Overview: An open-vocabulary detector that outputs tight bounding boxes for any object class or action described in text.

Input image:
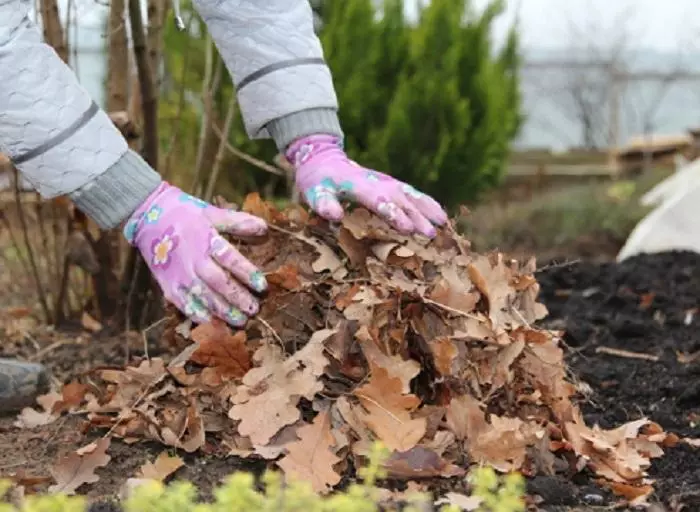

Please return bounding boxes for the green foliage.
[366,0,522,208]
[0,443,525,512]
[158,0,521,208]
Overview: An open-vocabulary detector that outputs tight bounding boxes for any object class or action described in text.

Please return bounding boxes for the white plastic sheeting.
[639,156,700,207]
[617,156,700,261]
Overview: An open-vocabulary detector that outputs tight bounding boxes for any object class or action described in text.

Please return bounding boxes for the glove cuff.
[266,108,344,152]
[69,150,163,230]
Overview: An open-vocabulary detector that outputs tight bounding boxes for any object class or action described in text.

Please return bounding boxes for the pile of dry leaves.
[16,195,680,505]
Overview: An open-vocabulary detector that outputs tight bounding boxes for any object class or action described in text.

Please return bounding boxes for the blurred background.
[2,0,700,328]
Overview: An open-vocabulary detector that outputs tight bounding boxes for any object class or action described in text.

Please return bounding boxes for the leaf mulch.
[1,197,699,510]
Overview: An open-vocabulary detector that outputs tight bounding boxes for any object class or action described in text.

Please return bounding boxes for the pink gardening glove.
[122,182,268,327]
[288,135,448,237]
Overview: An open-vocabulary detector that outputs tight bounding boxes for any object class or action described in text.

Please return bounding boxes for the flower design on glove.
[377,201,400,223]
[305,177,338,209]
[145,205,163,224]
[179,192,208,209]
[225,306,247,326]
[183,295,210,321]
[250,271,267,293]
[123,218,140,244]
[366,171,380,182]
[209,234,228,257]
[151,226,179,268]
[294,143,315,166]
[402,184,425,199]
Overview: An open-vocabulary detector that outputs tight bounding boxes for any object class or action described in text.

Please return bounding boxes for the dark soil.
[536,250,700,510]
[2,250,700,510]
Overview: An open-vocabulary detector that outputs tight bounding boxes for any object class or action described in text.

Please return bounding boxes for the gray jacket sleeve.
[0,1,129,197]
[0,1,162,229]
[192,0,343,150]
[0,0,344,229]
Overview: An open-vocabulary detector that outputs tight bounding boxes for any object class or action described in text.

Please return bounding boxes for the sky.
[407,0,700,53]
[57,0,700,53]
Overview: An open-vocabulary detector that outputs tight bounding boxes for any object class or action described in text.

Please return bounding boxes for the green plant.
[0,443,525,512]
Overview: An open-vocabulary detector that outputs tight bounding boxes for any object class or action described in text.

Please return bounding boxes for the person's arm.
[192,0,343,152]
[0,1,161,229]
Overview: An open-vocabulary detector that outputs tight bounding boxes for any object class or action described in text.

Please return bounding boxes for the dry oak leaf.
[276,410,342,494]
[430,263,480,314]
[189,320,251,382]
[429,337,459,377]
[467,253,520,330]
[138,451,184,482]
[564,416,656,482]
[382,446,465,479]
[49,438,111,495]
[601,480,654,507]
[229,329,333,446]
[467,415,537,473]
[352,363,427,452]
[266,264,303,290]
[434,492,483,511]
[355,326,420,393]
[160,401,206,453]
[14,390,63,428]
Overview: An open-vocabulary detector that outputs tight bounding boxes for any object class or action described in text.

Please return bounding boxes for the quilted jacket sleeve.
[192,0,342,147]
[0,0,129,198]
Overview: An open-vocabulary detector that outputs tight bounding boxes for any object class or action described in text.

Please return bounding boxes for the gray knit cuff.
[69,150,162,229]
[266,108,344,152]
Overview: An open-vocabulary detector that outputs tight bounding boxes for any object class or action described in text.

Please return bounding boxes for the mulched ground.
[1,250,700,510]
[535,250,700,510]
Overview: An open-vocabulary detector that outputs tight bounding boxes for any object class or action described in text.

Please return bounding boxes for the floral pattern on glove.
[124,182,268,327]
[288,135,448,237]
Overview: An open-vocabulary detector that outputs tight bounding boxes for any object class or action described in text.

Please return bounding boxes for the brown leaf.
[429,337,458,376]
[467,254,518,330]
[445,395,486,441]
[435,492,482,511]
[383,446,465,479]
[190,320,251,382]
[602,480,654,506]
[57,381,89,412]
[138,451,184,482]
[266,264,302,290]
[49,438,111,495]
[429,263,480,314]
[229,330,332,446]
[276,410,342,494]
[14,391,63,428]
[242,192,275,222]
[356,326,420,393]
[352,364,427,452]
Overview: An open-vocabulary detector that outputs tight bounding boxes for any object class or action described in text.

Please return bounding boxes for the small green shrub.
[0,443,525,512]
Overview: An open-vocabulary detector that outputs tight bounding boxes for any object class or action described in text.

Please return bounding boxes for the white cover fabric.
[618,162,700,261]
[0,0,338,198]
[640,157,700,208]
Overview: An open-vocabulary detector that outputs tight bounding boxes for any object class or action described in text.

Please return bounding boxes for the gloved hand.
[122,182,268,327]
[288,135,448,238]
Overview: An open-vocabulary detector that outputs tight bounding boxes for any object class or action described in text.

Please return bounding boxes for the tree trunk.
[39,0,68,63]
[147,0,169,92]
[107,0,129,112]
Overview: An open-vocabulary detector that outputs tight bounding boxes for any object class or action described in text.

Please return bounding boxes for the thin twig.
[190,35,215,194]
[141,316,169,361]
[204,92,238,202]
[210,123,285,177]
[13,170,52,323]
[535,259,581,273]
[29,339,70,362]
[595,346,660,362]
[257,316,286,352]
